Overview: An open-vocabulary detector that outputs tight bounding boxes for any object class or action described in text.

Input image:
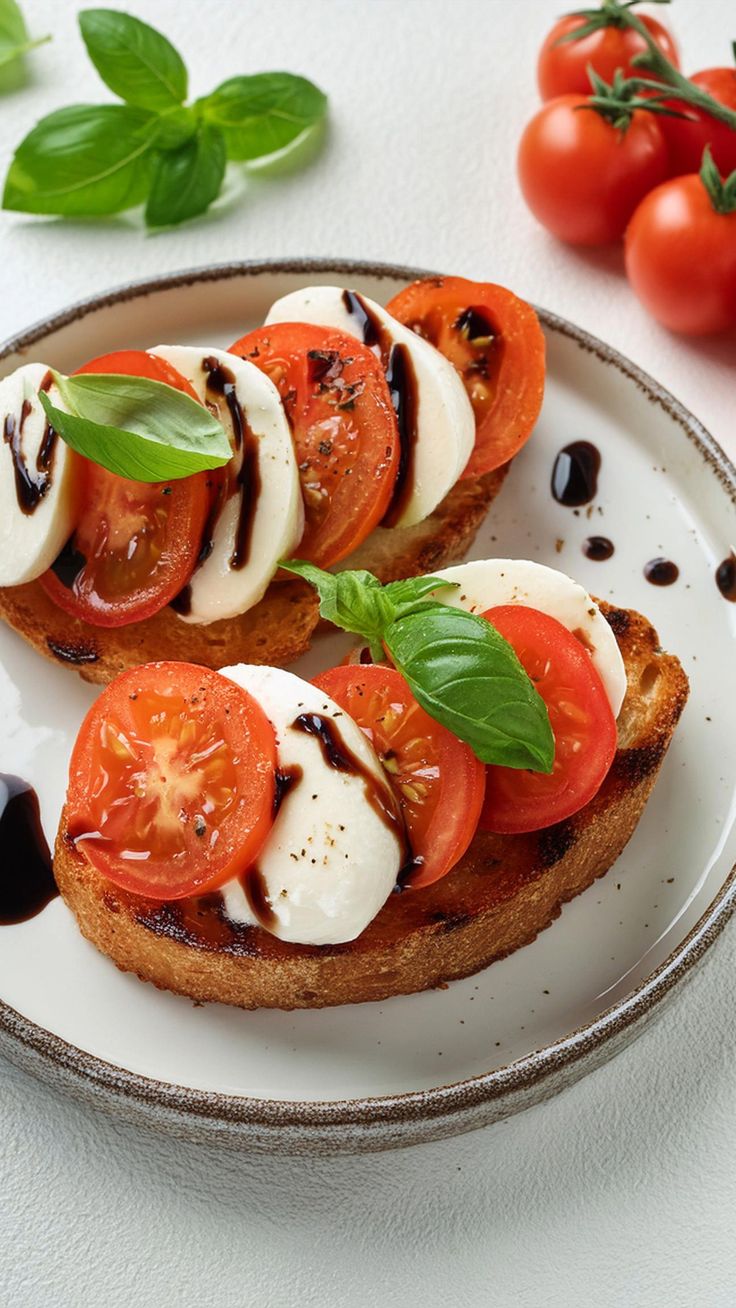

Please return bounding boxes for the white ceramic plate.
[0,260,734,1155]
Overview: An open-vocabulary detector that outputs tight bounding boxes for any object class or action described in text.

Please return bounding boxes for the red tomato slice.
[39,350,210,628]
[386,276,545,479]
[228,324,400,568]
[479,606,617,834]
[312,664,486,889]
[66,662,277,900]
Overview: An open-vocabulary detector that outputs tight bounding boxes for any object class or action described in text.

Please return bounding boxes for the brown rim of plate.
[0,257,734,1147]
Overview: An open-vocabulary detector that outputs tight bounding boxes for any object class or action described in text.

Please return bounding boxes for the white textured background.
[1,2,735,1305]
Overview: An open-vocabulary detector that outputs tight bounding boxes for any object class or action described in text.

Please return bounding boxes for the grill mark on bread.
[604,607,630,638]
[612,741,667,784]
[46,638,99,664]
[538,820,578,868]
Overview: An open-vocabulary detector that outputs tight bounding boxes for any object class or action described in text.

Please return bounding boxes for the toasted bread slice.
[0,467,505,684]
[54,602,688,1009]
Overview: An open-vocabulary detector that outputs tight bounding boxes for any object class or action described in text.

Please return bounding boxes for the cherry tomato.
[386,277,545,479]
[66,662,277,900]
[662,68,736,178]
[39,350,210,628]
[518,96,669,245]
[538,12,679,100]
[479,606,617,834]
[625,173,736,334]
[312,664,486,888]
[229,324,399,568]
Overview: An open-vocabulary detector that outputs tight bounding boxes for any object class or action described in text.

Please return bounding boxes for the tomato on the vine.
[518,94,669,245]
[662,68,736,178]
[537,10,679,101]
[624,163,736,335]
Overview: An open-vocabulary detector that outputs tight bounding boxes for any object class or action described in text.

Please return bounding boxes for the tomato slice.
[39,350,210,628]
[312,664,486,888]
[386,276,545,479]
[229,324,400,568]
[66,662,277,900]
[479,606,617,834]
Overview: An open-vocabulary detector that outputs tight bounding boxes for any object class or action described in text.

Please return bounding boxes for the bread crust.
[0,468,506,684]
[53,602,689,1009]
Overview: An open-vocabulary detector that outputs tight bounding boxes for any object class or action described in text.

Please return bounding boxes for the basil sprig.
[0,0,49,75]
[39,371,232,482]
[283,561,555,774]
[3,9,327,227]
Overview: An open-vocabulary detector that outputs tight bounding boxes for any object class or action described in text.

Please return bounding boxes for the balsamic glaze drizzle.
[341,289,420,527]
[273,765,303,817]
[582,535,614,562]
[292,712,408,858]
[241,866,276,929]
[551,441,601,508]
[0,776,58,925]
[644,557,679,586]
[382,343,418,527]
[3,396,58,516]
[203,355,261,573]
[716,552,736,602]
[50,536,87,589]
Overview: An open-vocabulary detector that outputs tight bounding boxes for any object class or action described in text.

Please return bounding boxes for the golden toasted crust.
[53,602,689,1009]
[0,468,506,684]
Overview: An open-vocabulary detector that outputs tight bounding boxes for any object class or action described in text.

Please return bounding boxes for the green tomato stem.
[699,146,736,214]
[617,6,736,130]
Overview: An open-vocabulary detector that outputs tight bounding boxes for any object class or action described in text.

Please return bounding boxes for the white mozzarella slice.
[0,363,82,587]
[219,665,403,945]
[429,558,627,717]
[264,285,475,528]
[153,345,303,625]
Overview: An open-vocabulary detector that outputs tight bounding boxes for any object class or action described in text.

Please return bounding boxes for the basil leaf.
[198,72,327,161]
[145,122,226,227]
[40,372,231,482]
[284,561,554,771]
[79,8,187,111]
[0,0,49,71]
[283,561,455,630]
[3,104,154,215]
[383,574,458,612]
[384,606,555,772]
[282,559,390,654]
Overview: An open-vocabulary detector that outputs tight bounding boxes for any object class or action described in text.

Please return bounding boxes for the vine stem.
[615,4,736,129]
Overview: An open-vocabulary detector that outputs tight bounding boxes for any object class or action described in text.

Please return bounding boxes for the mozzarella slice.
[429,558,627,717]
[218,665,403,945]
[264,285,475,528]
[0,363,82,587]
[153,345,303,625]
